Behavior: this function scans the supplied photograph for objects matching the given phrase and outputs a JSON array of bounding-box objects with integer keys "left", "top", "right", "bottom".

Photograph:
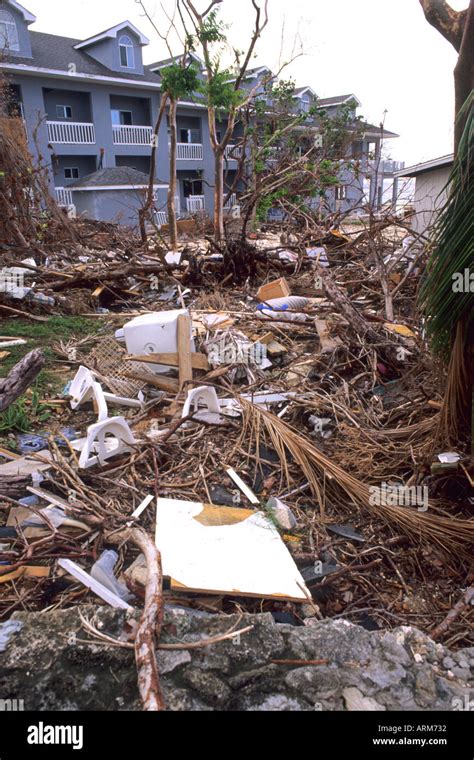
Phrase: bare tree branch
[{"left": 419, "top": 0, "right": 469, "bottom": 51}]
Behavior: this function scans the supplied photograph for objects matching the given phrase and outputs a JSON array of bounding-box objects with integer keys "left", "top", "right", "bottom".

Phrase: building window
[
  {"left": 179, "top": 128, "right": 200, "bottom": 144},
  {"left": 119, "top": 35, "right": 135, "bottom": 68},
  {"left": 64, "top": 167, "right": 79, "bottom": 180},
  {"left": 111, "top": 109, "right": 133, "bottom": 126},
  {"left": 183, "top": 179, "right": 203, "bottom": 197},
  {"left": 300, "top": 97, "right": 310, "bottom": 113},
  {"left": 0, "top": 10, "right": 20, "bottom": 52},
  {"left": 56, "top": 105, "right": 73, "bottom": 119},
  {"left": 335, "top": 186, "right": 347, "bottom": 200}
]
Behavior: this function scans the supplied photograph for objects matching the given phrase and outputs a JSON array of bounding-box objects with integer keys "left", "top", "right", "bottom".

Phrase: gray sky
[{"left": 24, "top": 0, "right": 465, "bottom": 164}]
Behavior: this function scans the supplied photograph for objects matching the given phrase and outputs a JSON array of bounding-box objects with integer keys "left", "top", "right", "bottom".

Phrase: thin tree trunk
[
  {"left": 214, "top": 150, "right": 225, "bottom": 242},
  {"left": 139, "top": 94, "right": 168, "bottom": 243},
  {"left": 167, "top": 97, "right": 178, "bottom": 250}
]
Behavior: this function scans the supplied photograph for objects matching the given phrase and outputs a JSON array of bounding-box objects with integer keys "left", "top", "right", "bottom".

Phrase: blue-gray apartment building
[{"left": 0, "top": 0, "right": 404, "bottom": 228}]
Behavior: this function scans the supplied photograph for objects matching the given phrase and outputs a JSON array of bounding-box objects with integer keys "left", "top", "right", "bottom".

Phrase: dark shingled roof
[
  {"left": 317, "top": 94, "right": 358, "bottom": 106},
  {"left": 5, "top": 31, "right": 162, "bottom": 84},
  {"left": 294, "top": 86, "right": 317, "bottom": 96},
  {"left": 359, "top": 121, "right": 399, "bottom": 138},
  {"left": 69, "top": 167, "right": 150, "bottom": 188}
]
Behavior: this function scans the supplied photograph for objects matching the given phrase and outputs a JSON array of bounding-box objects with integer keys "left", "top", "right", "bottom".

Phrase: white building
[{"left": 394, "top": 154, "right": 453, "bottom": 235}]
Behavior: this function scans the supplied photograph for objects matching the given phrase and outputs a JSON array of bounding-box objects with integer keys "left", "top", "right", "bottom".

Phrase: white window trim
[
  {"left": 0, "top": 9, "right": 20, "bottom": 52},
  {"left": 119, "top": 36, "right": 135, "bottom": 69},
  {"left": 112, "top": 109, "right": 133, "bottom": 126},
  {"left": 74, "top": 22, "right": 148, "bottom": 49},
  {"left": 64, "top": 167, "right": 80, "bottom": 180},
  {"left": 73, "top": 184, "right": 168, "bottom": 192},
  {"left": 56, "top": 104, "right": 73, "bottom": 119}
]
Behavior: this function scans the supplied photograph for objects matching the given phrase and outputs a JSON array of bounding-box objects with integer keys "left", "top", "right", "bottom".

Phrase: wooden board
[
  {"left": 126, "top": 352, "right": 209, "bottom": 371},
  {"left": 177, "top": 314, "right": 193, "bottom": 389},
  {"left": 125, "top": 370, "right": 179, "bottom": 393}
]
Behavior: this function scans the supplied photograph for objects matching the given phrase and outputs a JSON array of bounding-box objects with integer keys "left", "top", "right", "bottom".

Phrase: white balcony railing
[
  {"left": 225, "top": 144, "right": 243, "bottom": 161},
  {"left": 224, "top": 193, "right": 237, "bottom": 210},
  {"left": 176, "top": 142, "right": 203, "bottom": 160},
  {"left": 186, "top": 195, "right": 205, "bottom": 213},
  {"left": 152, "top": 196, "right": 181, "bottom": 223},
  {"left": 112, "top": 125, "right": 153, "bottom": 146},
  {"left": 47, "top": 121, "right": 95, "bottom": 144},
  {"left": 55, "top": 187, "right": 73, "bottom": 206},
  {"left": 155, "top": 211, "right": 168, "bottom": 226}
]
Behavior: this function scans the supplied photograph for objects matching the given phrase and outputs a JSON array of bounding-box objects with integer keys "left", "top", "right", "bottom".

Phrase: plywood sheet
[{"left": 155, "top": 498, "right": 309, "bottom": 601}]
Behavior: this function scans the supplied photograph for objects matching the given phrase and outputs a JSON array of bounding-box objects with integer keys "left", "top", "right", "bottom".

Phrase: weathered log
[
  {"left": 0, "top": 475, "right": 31, "bottom": 499},
  {"left": 0, "top": 349, "right": 44, "bottom": 412}
]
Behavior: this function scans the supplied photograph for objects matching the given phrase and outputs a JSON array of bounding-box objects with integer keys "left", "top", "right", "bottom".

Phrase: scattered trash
[
  {"left": 76, "top": 416, "right": 136, "bottom": 469},
  {"left": 306, "top": 246, "right": 329, "bottom": 266},
  {"left": 122, "top": 310, "right": 195, "bottom": 374},
  {"left": 0, "top": 620, "right": 23, "bottom": 652},
  {"left": 58, "top": 558, "right": 134, "bottom": 610},
  {"left": 225, "top": 467, "right": 260, "bottom": 505},
  {"left": 266, "top": 496, "right": 297, "bottom": 530},
  {"left": 257, "top": 277, "right": 291, "bottom": 302},
  {"left": 90, "top": 550, "right": 134, "bottom": 602},
  {"left": 437, "top": 452, "right": 461, "bottom": 464},
  {"left": 308, "top": 415, "right": 334, "bottom": 439},
  {"left": 209, "top": 485, "right": 240, "bottom": 507},
  {"left": 257, "top": 309, "right": 309, "bottom": 323},
  {"left": 256, "top": 296, "right": 311, "bottom": 312},
  {"left": 17, "top": 428, "right": 78, "bottom": 454},
  {"left": 326, "top": 524, "right": 365, "bottom": 542},
  {"left": 301, "top": 562, "right": 340, "bottom": 583}
]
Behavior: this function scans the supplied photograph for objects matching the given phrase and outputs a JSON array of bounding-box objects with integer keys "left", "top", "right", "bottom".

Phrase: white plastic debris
[
  {"left": 266, "top": 497, "right": 297, "bottom": 530},
  {"left": 58, "top": 558, "right": 133, "bottom": 610},
  {"left": 90, "top": 550, "right": 133, "bottom": 602},
  {"left": 437, "top": 452, "right": 461, "bottom": 464},
  {"left": 77, "top": 416, "right": 136, "bottom": 469},
  {"left": 182, "top": 386, "right": 223, "bottom": 427},
  {"left": 122, "top": 309, "right": 195, "bottom": 374}
]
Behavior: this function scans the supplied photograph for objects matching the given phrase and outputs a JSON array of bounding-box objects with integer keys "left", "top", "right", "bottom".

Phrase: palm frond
[
  {"left": 419, "top": 92, "right": 474, "bottom": 357},
  {"left": 240, "top": 400, "right": 474, "bottom": 557}
]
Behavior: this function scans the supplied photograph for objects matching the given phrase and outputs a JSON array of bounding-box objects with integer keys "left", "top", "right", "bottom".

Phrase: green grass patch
[{"left": 0, "top": 316, "right": 98, "bottom": 393}]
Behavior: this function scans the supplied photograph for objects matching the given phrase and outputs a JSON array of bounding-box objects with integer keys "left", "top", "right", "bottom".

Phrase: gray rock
[
  {"left": 443, "top": 656, "right": 455, "bottom": 670},
  {"left": 0, "top": 605, "right": 472, "bottom": 711}
]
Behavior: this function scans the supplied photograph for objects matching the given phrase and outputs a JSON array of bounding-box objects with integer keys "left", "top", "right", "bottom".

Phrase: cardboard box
[{"left": 257, "top": 277, "right": 291, "bottom": 302}]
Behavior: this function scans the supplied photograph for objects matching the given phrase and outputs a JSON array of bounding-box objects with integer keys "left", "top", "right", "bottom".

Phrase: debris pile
[{"left": 0, "top": 212, "right": 472, "bottom": 711}]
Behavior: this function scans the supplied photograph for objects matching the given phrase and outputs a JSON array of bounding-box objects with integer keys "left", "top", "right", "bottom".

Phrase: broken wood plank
[
  {"left": 125, "top": 370, "right": 179, "bottom": 394},
  {"left": 126, "top": 352, "right": 210, "bottom": 371},
  {"left": 0, "top": 304, "right": 48, "bottom": 322},
  {"left": 177, "top": 314, "right": 193, "bottom": 389}
]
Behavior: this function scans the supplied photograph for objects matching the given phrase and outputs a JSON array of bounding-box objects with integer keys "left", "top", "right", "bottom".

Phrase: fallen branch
[
  {"left": 430, "top": 585, "right": 474, "bottom": 640},
  {"left": 0, "top": 349, "right": 45, "bottom": 412}
]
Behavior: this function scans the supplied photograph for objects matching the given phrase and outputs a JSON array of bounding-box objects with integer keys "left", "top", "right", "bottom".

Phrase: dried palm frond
[{"left": 239, "top": 399, "right": 474, "bottom": 557}]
